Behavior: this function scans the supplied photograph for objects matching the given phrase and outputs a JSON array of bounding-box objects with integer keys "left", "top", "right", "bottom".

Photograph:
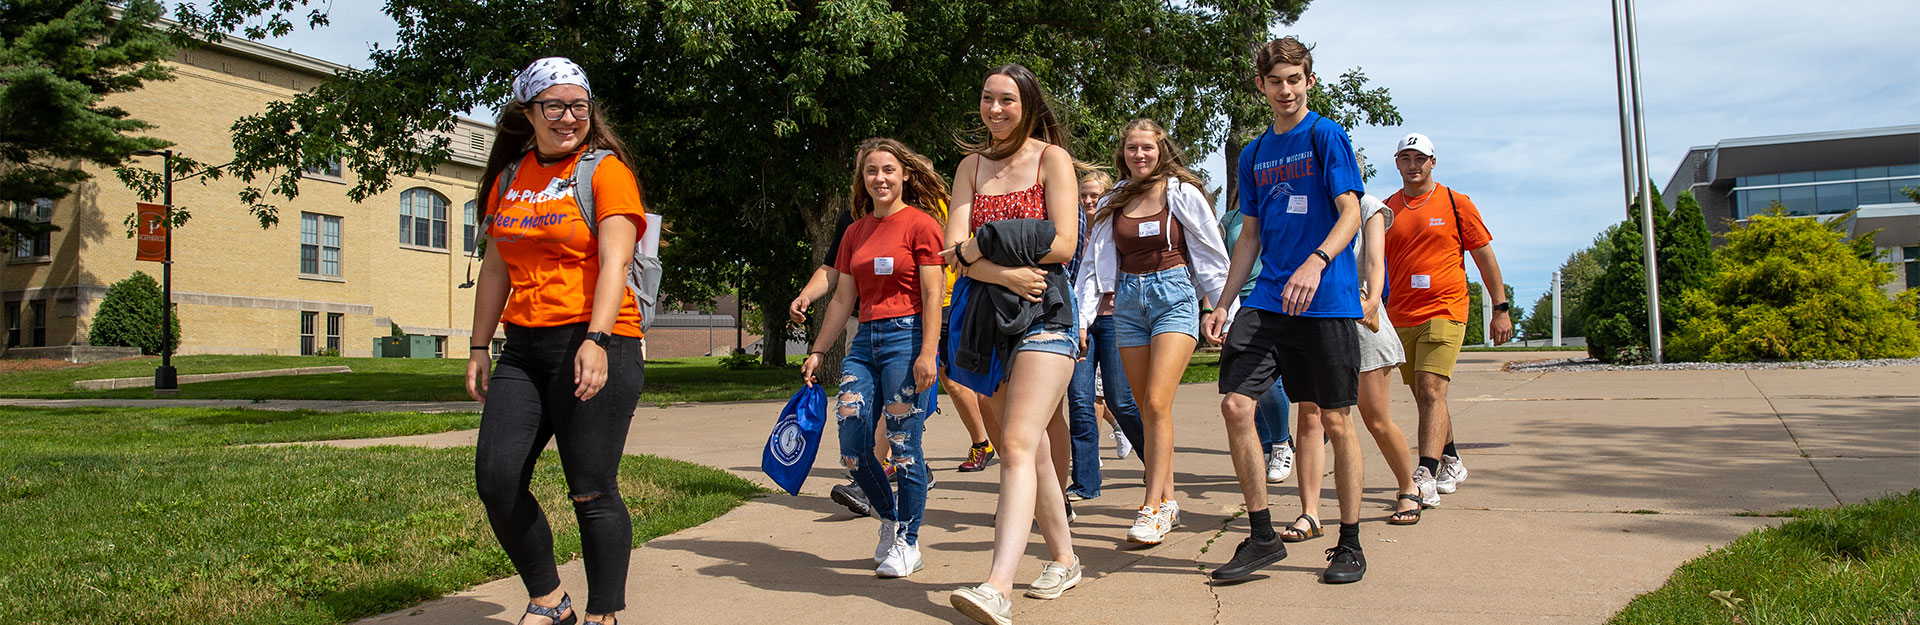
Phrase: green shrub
[
  {"left": 1584, "top": 188, "right": 1716, "bottom": 362},
  {"left": 718, "top": 351, "right": 759, "bottom": 370},
  {"left": 86, "top": 271, "right": 180, "bottom": 355},
  {"left": 1667, "top": 206, "right": 1920, "bottom": 362}
]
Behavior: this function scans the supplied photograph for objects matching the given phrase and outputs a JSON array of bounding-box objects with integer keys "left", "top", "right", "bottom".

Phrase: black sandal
[
  {"left": 525, "top": 594, "right": 577, "bottom": 625},
  {"left": 1388, "top": 493, "right": 1423, "bottom": 526},
  {"left": 1278, "top": 513, "right": 1322, "bottom": 543}
]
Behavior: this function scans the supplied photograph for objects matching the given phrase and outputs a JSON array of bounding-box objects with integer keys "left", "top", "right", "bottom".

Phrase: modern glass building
[{"left": 1665, "top": 125, "right": 1920, "bottom": 293}]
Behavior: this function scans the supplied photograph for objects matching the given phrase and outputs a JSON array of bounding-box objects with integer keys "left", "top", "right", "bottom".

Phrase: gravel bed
[{"left": 1505, "top": 356, "right": 1920, "bottom": 373}]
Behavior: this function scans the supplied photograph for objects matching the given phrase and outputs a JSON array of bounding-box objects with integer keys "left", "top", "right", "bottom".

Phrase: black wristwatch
[
  {"left": 584, "top": 331, "right": 614, "bottom": 348},
  {"left": 1493, "top": 302, "right": 1511, "bottom": 313}
]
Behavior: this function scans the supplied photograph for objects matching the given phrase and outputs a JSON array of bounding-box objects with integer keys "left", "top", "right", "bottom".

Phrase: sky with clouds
[{"left": 249, "top": 0, "right": 1916, "bottom": 316}]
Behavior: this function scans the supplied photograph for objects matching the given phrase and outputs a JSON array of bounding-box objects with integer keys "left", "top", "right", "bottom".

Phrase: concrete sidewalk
[{"left": 294, "top": 352, "right": 1916, "bottom": 624}]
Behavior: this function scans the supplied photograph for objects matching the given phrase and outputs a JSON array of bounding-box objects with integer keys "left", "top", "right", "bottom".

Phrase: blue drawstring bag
[{"left": 762, "top": 384, "right": 826, "bottom": 496}]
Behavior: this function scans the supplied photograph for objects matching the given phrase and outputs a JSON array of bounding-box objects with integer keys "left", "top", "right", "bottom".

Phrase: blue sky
[{"left": 249, "top": 0, "right": 1917, "bottom": 314}]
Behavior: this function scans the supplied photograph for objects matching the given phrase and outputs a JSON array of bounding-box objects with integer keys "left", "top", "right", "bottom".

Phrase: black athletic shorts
[{"left": 1218, "top": 307, "right": 1359, "bottom": 409}]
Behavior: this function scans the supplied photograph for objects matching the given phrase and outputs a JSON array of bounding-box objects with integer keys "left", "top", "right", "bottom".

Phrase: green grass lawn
[
  {"left": 0, "top": 406, "right": 764, "bottom": 624},
  {"left": 1609, "top": 490, "right": 1920, "bottom": 624},
  {"left": 1, "top": 355, "right": 807, "bottom": 404}
]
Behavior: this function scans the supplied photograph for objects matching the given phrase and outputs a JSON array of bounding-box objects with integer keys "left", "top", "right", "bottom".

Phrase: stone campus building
[{"left": 2, "top": 34, "right": 749, "bottom": 360}]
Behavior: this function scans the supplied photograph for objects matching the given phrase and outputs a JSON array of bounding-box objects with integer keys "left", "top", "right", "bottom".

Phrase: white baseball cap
[{"left": 1396, "top": 133, "right": 1434, "bottom": 157}]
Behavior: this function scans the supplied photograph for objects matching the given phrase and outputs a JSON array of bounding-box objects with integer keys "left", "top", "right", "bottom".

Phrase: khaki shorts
[{"left": 1395, "top": 319, "right": 1466, "bottom": 386}]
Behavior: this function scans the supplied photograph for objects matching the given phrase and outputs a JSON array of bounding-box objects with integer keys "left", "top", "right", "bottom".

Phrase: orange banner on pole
[{"left": 135, "top": 203, "right": 168, "bottom": 262}]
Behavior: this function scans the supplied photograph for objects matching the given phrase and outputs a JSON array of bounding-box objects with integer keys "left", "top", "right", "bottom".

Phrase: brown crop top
[{"left": 1114, "top": 205, "right": 1187, "bottom": 274}]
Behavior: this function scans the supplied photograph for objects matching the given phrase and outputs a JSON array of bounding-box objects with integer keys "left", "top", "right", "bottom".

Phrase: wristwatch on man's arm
[
  {"left": 584, "top": 331, "right": 614, "bottom": 348},
  {"left": 1493, "top": 301, "right": 1511, "bottom": 314}
]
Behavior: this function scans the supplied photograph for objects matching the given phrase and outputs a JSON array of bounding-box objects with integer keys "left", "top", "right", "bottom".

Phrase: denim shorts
[
  {"left": 1113, "top": 266, "right": 1200, "bottom": 348},
  {"left": 1011, "top": 281, "right": 1079, "bottom": 359}
]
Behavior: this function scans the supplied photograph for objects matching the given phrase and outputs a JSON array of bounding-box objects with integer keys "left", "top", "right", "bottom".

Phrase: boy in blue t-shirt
[{"left": 1200, "top": 36, "right": 1369, "bottom": 585}]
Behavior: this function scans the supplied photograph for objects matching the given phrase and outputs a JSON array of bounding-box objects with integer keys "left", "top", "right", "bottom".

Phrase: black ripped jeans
[{"left": 475, "top": 322, "right": 645, "bottom": 615}]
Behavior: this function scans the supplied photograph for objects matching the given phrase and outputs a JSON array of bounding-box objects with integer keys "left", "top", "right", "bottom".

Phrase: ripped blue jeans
[{"left": 836, "top": 314, "right": 936, "bottom": 545}]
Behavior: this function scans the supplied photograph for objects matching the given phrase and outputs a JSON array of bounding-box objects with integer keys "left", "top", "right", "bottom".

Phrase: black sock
[
  {"left": 1250, "top": 509, "right": 1275, "bottom": 541},
  {"left": 1443, "top": 441, "right": 1459, "bottom": 458},
  {"left": 973, "top": 441, "right": 990, "bottom": 449},
  {"left": 1419, "top": 456, "right": 1440, "bottom": 475},
  {"left": 1338, "top": 522, "right": 1362, "bottom": 551}
]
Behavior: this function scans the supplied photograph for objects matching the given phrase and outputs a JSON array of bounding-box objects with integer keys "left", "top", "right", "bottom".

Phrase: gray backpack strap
[
  {"left": 572, "top": 149, "right": 613, "bottom": 233},
  {"left": 495, "top": 152, "right": 526, "bottom": 212}
]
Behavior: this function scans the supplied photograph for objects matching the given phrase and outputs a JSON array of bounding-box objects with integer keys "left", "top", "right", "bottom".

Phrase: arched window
[{"left": 399, "top": 188, "right": 449, "bottom": 249}]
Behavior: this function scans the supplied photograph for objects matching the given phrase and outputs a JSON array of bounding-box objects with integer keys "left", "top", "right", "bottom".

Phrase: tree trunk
[{"left": 796, "top": 193, "right": 852, "bottom": 380}]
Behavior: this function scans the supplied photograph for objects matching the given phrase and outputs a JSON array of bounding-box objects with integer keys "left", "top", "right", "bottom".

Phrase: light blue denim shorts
[{"left": 1113, "top": 266, "right": 1200, "bottom": 348}]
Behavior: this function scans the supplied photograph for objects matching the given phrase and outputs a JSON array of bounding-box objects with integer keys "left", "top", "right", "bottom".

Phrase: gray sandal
[{"left": 525, "top": 594, "right": 577, "bottom": 625}]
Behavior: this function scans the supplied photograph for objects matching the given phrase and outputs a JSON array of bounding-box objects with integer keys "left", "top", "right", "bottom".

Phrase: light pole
[{"left": 131, "top": 149, "right": 177, "bottom": 393}]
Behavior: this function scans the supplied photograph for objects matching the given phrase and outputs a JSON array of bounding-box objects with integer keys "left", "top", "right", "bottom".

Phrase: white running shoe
[
  {"left": 951, "top": 583, "right": 1013, "bottom": 625},
  {"left": 1160, "top": 498, "right": 1182, "bottom": 530},
  {"left": 1126, "top": 505, "right": 1165, "bottom": 544},
  {"left": 1113, "top": 430, "right": 1134, "bottom": 459},
  {"left": 1266, "top": 443, "right": 1294, "bottom": 483},
  {"left": 1413, "top": 465, "right": 1442, "bottom": 507},
  {"left": 876, "top": 537, "right": 923, "bottom": 578},
  {"left": 1437, "top": 454, "right": 1468, "bottom": 494},
  {"left": 874, "top": 518, "right": 900, "bottom": 564}
]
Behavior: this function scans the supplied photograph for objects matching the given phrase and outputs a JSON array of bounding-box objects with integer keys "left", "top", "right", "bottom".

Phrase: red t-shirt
[
  {"left": 1383, "top": 183, "right": 1492, "bottom": 327},
  {"left": 834, "top": 207, "right": 946, "bottom": 322}
]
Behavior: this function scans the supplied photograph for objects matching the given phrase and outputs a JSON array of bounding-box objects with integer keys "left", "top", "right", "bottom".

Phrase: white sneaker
[
  {"left": 1159, "top": 499, "right": 1181, "bottom": 530},
  {"left": 877, "top": 538, "right": 923, "bottom": 578},
  {"left": 1437, "top": 454, "right": 1468, "bottom": 494},
  {"left": 1126, "top": 505, "right": 1165, "bottom": 544},
  {"left": 874, "top": 518, "right": 900, "bottom": 564},
  {"left": 1024, "top": 556, "right": 1082, "bottom": 599},
  {"left": 951, "top": 583, "right": 1013, "bottom": 625},
  {"left": 1266, "top": 443, "right": 1294, "bottom": 483},
  {"left": 1112, "top": 430, "right": 1133, "bottom": 459},
  {"left": 1413, "top": 466, "right": 1442, "bottom": 507}
]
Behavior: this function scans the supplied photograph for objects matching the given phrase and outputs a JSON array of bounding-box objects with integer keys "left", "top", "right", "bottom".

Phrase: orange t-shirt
[
  {"left": 1382, "top": 184, "right": 1492, "bottom": 327},
  {"left": 485, "top": 151, "right": 649, "bottom": 337}
]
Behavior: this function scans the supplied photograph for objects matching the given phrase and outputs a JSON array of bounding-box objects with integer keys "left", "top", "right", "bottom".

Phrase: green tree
[
  {"left": 87, "top": 271, "right": 180, "bottom": 355},
  {"left": 1668, "top": 206, "right": 1920, "bottom": 362},
  {"left": 1555, "top": 244, "right": 1603, "bottom": 337},
  {"left": 167, "top": 0, "right": 1399, "bottom": 365},
  {"left": 1522, "top": 290, "right": 1554, "bottom": 340},
  {"left": 0, "top": 0, "right": 178, "bottom": 249},
  {"left": 1583, "top": 185, "right": 1716, "bottom": 362}
]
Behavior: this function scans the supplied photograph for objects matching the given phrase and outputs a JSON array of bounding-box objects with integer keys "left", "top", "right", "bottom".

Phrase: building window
[
  {"left": 12, "top": 199, "right": 52, "bottom": 259},
  {"left": 1906, "top": 247, "right": 1920, "bottom": 291},
  {"left": 399, "top": 188, "right": 449, "bottom": 249},
  {"left": 463, "top": 200, "right": 480, "bottom": 255},
  {"left": 300, "top": 213, "right": 342, "bottom": 276},
  {"left": 433, "top": 336, "right": 446, "bottom": 359},
  {"left": 304, "top": 156, "right": 343, "bottom": 179},
  {"left": 29, "top": 300, "right": 46, "bottom": 347},
  {"left": 5, "top": 301, "right": 20, "bottom": 347},
  {"left": 300, "top": 311, "right": 317, "bottom": 356},
  {"left": 326, "top": 313, "right": 343, "bottom": 353},
  {"left": 490, "top": 337, "right": 506, "bottom": 359}
]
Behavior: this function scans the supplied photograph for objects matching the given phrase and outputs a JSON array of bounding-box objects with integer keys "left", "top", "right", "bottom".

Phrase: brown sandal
[
  {"left": 1278, "top": 513, "right": 1322, "bottom": 542},
  {"left": 1387, "top": 493, "right": 1423, "bottom": 526}
]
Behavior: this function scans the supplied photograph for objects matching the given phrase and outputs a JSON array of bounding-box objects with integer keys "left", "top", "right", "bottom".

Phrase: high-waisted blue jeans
[{"left": 835, "top": 314, "right": 936, "bottom": 544}]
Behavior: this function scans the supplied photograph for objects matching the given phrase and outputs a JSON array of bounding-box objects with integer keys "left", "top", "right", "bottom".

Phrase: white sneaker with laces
[
  {"left": 1024, "top": 557, "right": 1082, "bottom": 599},
  {"left": 1437, "top": 454, "right": 1468, "bottom": 494},
  {"left": 1413, "top": 465, "right": 1442, "bottom": 507},
  {"left": 1126, "top": 505, "right": 1165, "bottom": 544},
  {"left": 1159, "top": 498, "right": 1181, "bottom": 530},
  {"left": 874, "top": 518, "right": 899, "bottom": 564},
  {"left": 877, "top": 537, "right": 923, "bottom": 578},
  {"left": 1113, "top": 430, "right": 1133, "bottom": 459},
  {"left": 1267, "top": 443, "right": 1294, "bottom": 483}
]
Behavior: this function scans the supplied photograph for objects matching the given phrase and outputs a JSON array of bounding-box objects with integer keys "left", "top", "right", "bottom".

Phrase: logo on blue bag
[{"left": 771, "top": 415, "right": 807, "bottom": 466}]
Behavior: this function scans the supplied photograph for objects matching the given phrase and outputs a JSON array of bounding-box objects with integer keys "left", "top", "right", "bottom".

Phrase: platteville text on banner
[{"left": 135, "top": 202, "right": 167, "bottom": 262}]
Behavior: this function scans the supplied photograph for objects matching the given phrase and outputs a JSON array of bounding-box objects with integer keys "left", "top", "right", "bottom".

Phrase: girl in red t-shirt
[
  {"left": 801, "top": 138, "right": 949, "bottom": 579},
  {"left": 465, "top": 57, "right": 646, "bottom": 625}
]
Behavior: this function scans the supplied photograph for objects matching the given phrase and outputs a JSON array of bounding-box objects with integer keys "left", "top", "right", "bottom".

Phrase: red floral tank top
[{"left": 970, "top": 183, "right": 1048, "bottom": 231}]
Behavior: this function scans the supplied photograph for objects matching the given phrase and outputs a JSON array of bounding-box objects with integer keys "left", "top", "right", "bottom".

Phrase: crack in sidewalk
[
  {"left": 1195, "top": 506, "right": 1246, "bottom": 625},
  {"left": 1746, "top": 370, "right": 1841, "bottom": 506}
]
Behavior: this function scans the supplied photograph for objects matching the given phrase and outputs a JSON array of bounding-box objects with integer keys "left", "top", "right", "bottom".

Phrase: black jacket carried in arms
[{"left": 948, "top": 218, "right": 1075, "bottom": 380}]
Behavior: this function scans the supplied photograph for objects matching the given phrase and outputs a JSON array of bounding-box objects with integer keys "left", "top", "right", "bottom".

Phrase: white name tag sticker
[
  {"left": 873, "top": 256, "right": 895, "bottom": 276},
  {"left": 1137, "top": 220, "right": 1162, "bottom": 237},
  {"left": 1286, "top": 195, "right": 1309, "bottom": 214},
  {"left": 1411, "top": 274, "right": 1432, "bottom": 289}
]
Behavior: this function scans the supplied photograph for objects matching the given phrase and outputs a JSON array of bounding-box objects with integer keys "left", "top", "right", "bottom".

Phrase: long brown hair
[
  {"left": 476, "top": 98, "right": 639, "bottom": 214},
  {"left": 1098, "top": 118, "right": 1213, "bottom": 222},
  {"left": 852, "top": 138, "right": 950, "bottom": 224},
  {"left": 956, "top": 64, "right": 1074, "bottom": 162}
]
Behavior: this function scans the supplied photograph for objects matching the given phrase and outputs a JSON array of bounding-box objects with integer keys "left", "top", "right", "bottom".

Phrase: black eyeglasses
[{"left": 529, "top": 99, "right": 592, "bottom": 121}]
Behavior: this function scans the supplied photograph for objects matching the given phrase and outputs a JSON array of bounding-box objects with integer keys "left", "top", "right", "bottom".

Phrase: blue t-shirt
[{"left": 1235, "top": 111, "right": 1364, "bottom": 318}]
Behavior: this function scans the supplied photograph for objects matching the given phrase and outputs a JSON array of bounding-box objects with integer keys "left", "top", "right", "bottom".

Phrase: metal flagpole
[{"left": 1623, "top": 0, "right": 1663, "bottom": 362}]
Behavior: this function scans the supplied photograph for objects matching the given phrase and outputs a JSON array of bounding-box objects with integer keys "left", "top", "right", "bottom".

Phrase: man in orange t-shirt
[{"left": 1381, "top": 132, "right": 1510, "bottom": 506}]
